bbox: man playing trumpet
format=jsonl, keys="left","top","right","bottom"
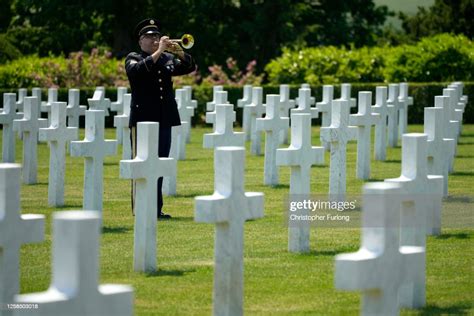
{"left": 125, "top": 18, "right": 196, "bottom": 219}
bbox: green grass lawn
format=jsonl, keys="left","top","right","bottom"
{"left": 12, "top": 124, "right": 474, "bottom": 315}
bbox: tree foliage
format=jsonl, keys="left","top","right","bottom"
{"left": 2, "top": 0, "right": 391, "bottom": 72}
{"left": 400, "top": 0, "right": 473, "bottom": 41}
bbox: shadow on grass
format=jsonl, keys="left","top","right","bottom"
{"left": 383, "top": 159, "right": 401, "bottom": 164}
{"left": 167, "top": 216, "right": 194, "bottom": 222}
{"left": 271, "top": 184, "right": 290, "bottom": 189}
{"left": 32, "top": 182, "right": 48, "bottom": 186}
{"left": 451, "top": 171, "right": 474, "bottom": 176}
{"left": 104, "top": 162, "right": 119, "bottom": 166}
{"left": 444, "top": 196, "right": 472, "bottom": 203}
{"left": 366, "top": 178, "right": 385, "bottom": 182}
{"left": 435, "top": 232, "right": 471, "bottom": 240}
{"left": 102, "top": 226, "right": 132, "bottom": 234}
{"left": 304, "top": 247, "right": 359, "bottom": 257}
{"left": 415, "top": 302, "right": 472, "bottom": 315}
{"left": 59, "top": 203, "right": 83, "bottom": 208}
{"left": 458, "top": 142, "right": 474, "bottom": 145}
{"left": 145, "top": 268, "right": 196, "bottom": 278}
{"left": 174, "top": 193, "right": 201, "bottom": 198}
{"left": 455, "top": 155, "right": 474, "bottom": 158}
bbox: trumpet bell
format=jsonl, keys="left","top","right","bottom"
{"left": 180, "top": 34, "right": 194, "bottom": 49}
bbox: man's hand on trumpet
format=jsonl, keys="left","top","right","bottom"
{"left": 167, "top": 42, "right": 185, "bottom": 59}
{"left": 154, "top": 36, "right": 171, "bottom": 54}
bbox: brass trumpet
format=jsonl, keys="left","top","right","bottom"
{"left": 169, "top": 34, "right": 194, "bottom": 49}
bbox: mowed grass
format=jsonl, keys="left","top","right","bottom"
{"left": 10, "top": 124, "right": 474, "bottom": 315}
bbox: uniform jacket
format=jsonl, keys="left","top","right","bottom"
{"left": 125, "top": 51, "right": 196, "bottom": 127}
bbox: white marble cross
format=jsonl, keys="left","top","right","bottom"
{"left": 31, "top": 87, "right": 42, "bottom": 105}
{"left": 114, "top": 94, "right": 132, "bottom": 160}
{"left": 13, "top": 97, "right": 48, "bottom": 184}
{"left": 340, "top": 83, "right": 356, "bottom": 108}
{"left": 176, "top": 88, "right": 194, "bottom": 145}
{"left": 276, "top": 113, "right": 324, "bottom": 253}
{"left": 398, "top": 82, "right": 413, "bottom": 138}
{"left": 204, "top": 104, "right": 245, "bottom": 149}
{"left": 295, "top": 83, "right": 315, "bottom": 106}
{"left": 183, "top": 85, "right": 198, "bottom": 110}
{"left": 195, "top": 147, "right": 264, "bottom": 316}
{"left": 335, "top": 182, "right": 425, "bottom": 316}
{"left": 316, "top": 85, "right": 334, "bottom": 151}
{"left": 257, "top": 95, "right": 289, "bottom": 186}
{"left": 120, "top": 122, "right": 176, "bottom": 272}
{"left": 443, "top": 88, "right": 463, "bottom": 144}
{"left": 291, "top": 88, "right": 319, "bottom": 119}
{"left": 182, "top": 87, "right": 196, "bottom": 143}
{"left": 88, "top": 88, "right": 111, "bottom": 116}
{"left": 448, "top": 83, "right": 466, "bottom": 122}
{"left": 41, "top": 88, "right": 58, "bottom": 122}
{"left": 70, "top": 110, "right": 117, "bottom": 213}
{"left": 206, "top": 91, "right": 231, "bottom": 130}
{"left": 15, "top": 88, "right": 27, "bottom": 113}
{"left": 452, "top": 81, "right": 468, "bottom": 105}
{"left": 278, "top": 84, "right": 296, "bottom": 144}
{"left": 385, "top": 133, "right": 444, "bottom": 237}
{"left": 247, "top": 87, "right": 266, "bottom": 156}
{"left": 450, "top": 82, "right": 467, "bottom": 121}
{"left": 386, "top": 84, "right": 400, "bottom": 147}
{"left": 163, "top": 125, "right": 181, "bottom": 196}
{"left": 434, "top": 94, "right": 458, "bottom": 175}
{"left": 0, "top": 164, "right": 44, "bottom": 311}
{"left": 14, "top": 211, "right": 133, "bottom": 316}
{"left": 1, "top": 93, "right": 20, "bottom": 162}
{"left": 111, "top": 87, "right": 128, "bottom": 144}
{"left": 66, "top": 89, "right": 86, "bottom": 128}
{"left": 372, "top": 86, "right": 389, "bottom": 161}
{"left": 424, "top": 100, "right": 455, "bottom": 197}
{"left": 237, "top": 85, "right": 253, "bottom": 141}
{"left": 206, "top": 85, "right": 224, "bottom": 112}
{"left": 350, "top": 91, "right": 380, "bottom": 180}
{"left": 384, "top": 133, "right": 443, "bottom": 309}
{"left": 442, "top": 88, "right": 463, "bottom": 174}
{"left": 39, "top": 102, "right": 78, "bottom": 206}
{"left": 320, "top": 99, "right": 357, "bottom": 200}
{"left": 111, "top": 87, "right": 127, "bottom": 115}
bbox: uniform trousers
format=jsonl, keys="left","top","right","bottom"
{"left": 131, "top": 124, "right": 172, "bottom": 215}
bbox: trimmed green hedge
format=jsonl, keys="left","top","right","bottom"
{"left": 1, "top": 83, "right": 472, "bottom": 126}
{"left": 265, "top": 34, "right": 474, "bottom": 84}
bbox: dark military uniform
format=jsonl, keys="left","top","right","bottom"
{"left": 125, "top": 18, "right": 196, "bottom": 217}
{"left": 125, "top": 51, "right": 196, "bottom": 128}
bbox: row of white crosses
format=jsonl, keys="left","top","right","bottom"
{"left": 333, "top": 82, "right": 467, "bottom": 314}
{"left": 0, "top": 164, "right": 133, "bottom": 316}
{"left": 120, "top": 122, "right": 176, "bottom": 272}
{"left": 195, "top": 147, "right": 264, "bottom": 316}
{"left": 0, "top": 84, "right": 199, "bottom": 211}
{"left": 335, "top": 133, "right": 444, "bottom": 315}
{"left": 201, "top": 86, "right": 266, "bottom": 315}
{"left": 213, "top": 83, "right": 409, "bottom": 193}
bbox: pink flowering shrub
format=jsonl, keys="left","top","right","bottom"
{"left": 201, "top": 57, "right": 263, "bottom": 87}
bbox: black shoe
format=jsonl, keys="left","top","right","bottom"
{"left": 158, "top": 211, "right": 172, "bottom": 219}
